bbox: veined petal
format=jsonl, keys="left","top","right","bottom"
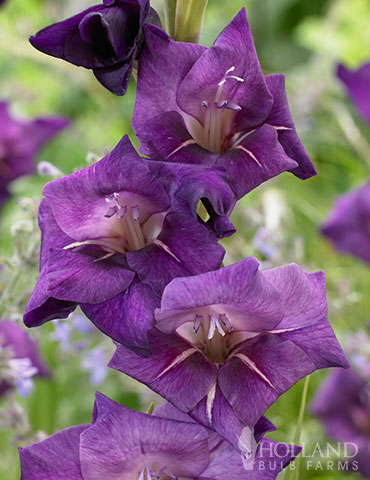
{"left": 109, "top": 329, "right": 217, "bottom": 412}
{"left": 218, "top": 124, "right": 297, "bottom": 199}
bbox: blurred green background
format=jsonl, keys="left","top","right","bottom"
{"left": 1, "top": 0, "right": 370, "bottom": 478}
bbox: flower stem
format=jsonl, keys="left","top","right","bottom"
{"left": 284, "top": 375, "right": 310, "bottom": 480}
{"left": 175, "top": 0, "right": 209, "bottom": 43}
{"left": 164, "top": 0, "right": 177, "bottom": 38}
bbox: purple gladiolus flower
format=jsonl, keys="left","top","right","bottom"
{"left": 24, "top": 135, "right": 226, "bottom": 352}
{"left": 110, "top": 257, "right": 349, "bottom": 447}
{"left": 0, "top": 319, "right": 49, "bottom": 397}
{"left": 321, "top": 182, "right": 370, "bottom": 263}
{"left": 133, "top": 8, "right": 316, "bottom": 200}
{"left": 29, "top": 0, "right": 160, "bottom": 96}
{"left": 19, "top": 392, "right": 300, "bottom": 479}
{"left": 312, "top": 368, "right": 370, "bottom": 477}
{"left": 337, "top": 62, "right": 370, "bottom": 124}
{"left": 0, "top": 101, "right": 68, "bottom": 210}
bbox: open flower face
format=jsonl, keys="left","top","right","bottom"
{"left": 30, "top": 0, "right": 160, "bottom": 95}
{"left": 133, "top": 8, "right": 316, "bottom": 199}
{"left": 110, "top": 257, "right": 349, "bottom": 446}
{"left": 19, "top": 393, "right": 300, "bottom": 480}
{"left": 0, "top": 101, "right": 68, "bottom": 208}
{"left": 24, "top": 136, "right": 225, "bottom": 352}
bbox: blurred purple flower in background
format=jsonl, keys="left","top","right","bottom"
{"left": 30, "top": 0, "right": 160, "bottom": 95}
{"left": 110, "top": 257, "right": 348, "bottom": 448}
{"left": 0, "top": 320, "right": 49, "bottom": 397}
{"left": 0, "top": 101, "right": 68, "bottom": 211}
{"left": 312, "top": 368, "right": 370, "bottom": 478}
{"left": 81, "top": 347, "right": 107, "bottom": 386}
{"left": 19, "top": 392, "right": 300, "bottom": 479}
{"left": 321, "top": 182, "right": 370, "bottom": 263}
{"left": 133, "top": 8, "right": 316, "bottom": 200}
{"left": 337, "top": 63, "right": 370, "bottom": 124}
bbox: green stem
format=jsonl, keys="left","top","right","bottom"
{"left": 164, "top": 0, "right": 177, "bottom": 38}
{"left": 284, "top": 376, "right": 310, "bottom": 480}
{"left": 175, "top": 0, "right": 209, "bottom": 43}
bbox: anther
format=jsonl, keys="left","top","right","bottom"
{"left": 132, "top": 205, "right": 140, "bottom": 221}
{"left": 104, "top": 206, "right": 116, "bottom": 218}
{"left": 219, "top": 313, "right": 233, "bottom": 332}
{"left": 225, "top": 102, "right": 242, "bottom": 111}
{"left": 216, "top": 100, "right": 229, "bottom": 109}
{"left": 202, "top": 100, "right": 210, "bottom": 108}
{"left": 117, "top": 205, "right": 127, "bottom": 219}
{"left": 193, "top": 314, "right": 203, "bottom": 333}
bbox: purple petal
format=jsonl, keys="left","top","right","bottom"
{"left": 311, "top": 368, "right": 366, "bottom": 440}
{"left": 218, "top": 334, "right": 316, "bottom": 426}
{"left": 29, "top": 7, "right": 102, "bottom": 61}
{"left": 279, "top": 320, "right": 350, "bottom": 370}
{"left": 82, "top": 280, "right": 160, "bottom": 352}
{"left": 217, "top": 124, "right": 298, "bottom": 199}
{"left": 0, "top": 320, "right": 49, "bottom": 378}
{"left": 264, "top": 263, "right": 327, "bottom": 330}
{"left": 43, "top": 135, "right": 169, "bottom": 242}
{"left": 24, "top": 268, "right": 77, "bottom": 328}
{"left": 46, "top": 247, "right": 135, "bottom": 304}
{"left": 19, "top": 425, "right": 88, "bottom": 480}
{"left": 177, "top": 8, "right": 272, "bottom": 130}
{"left": 80, "top": 393, "right": 210, "bottom": 479}
{"left": 133, "top": 24, "right": 206, "bottom": 131}
{"left": 147, "top": 159, "right": 236, "bottom": 239}
{"left": 109, "top": 328, "right": 217, "bottom": 412}
{"left": 20, "top": 117, "right": 69, "bottom": 155}
{"left": 126, "top": 212, "right": 225, "bottom": 295}
{"left": 321, "top": 182, "right": 370, "bottom": 263}
{"left": 265, "top": 74, "right": 317, "bottom": 179}
{"left": 337, "top": 62, "right": 370, "bottom": 124}
{"left": 156, "top": 257, "right": 283, "bottom": 334}
{"left": 93, "top": 60, "right": 133, "bottom": 95}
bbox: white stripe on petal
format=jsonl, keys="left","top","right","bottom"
{"left": 234, "top": 353, "right": 277, "bottom": 391}
{"left": 153, "top": 239, "right": 181, "bottom": 263}
{"left": 235, "top": 145, "right": 262, "bottom": 167}
{"left": 155, "top": 348, "right": 197, "bottom": 380}
{"left": 206, "top": 383, "right": 217, "bottom": 424}
{"left": 167, "top": 139, "right": 196, "bottom": 159}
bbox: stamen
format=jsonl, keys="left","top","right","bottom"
{"left": 219, "top": 313, "right": 233, "bottom": 332}
{"left": 131, "top": 205, "right": 140, "bottom": 221}
{"left": 225, "top": 102, "right": 242, "bottom": 112}
{"left": 202, "top": 100, "right": 209, "bottom": 108}
{"left": 193, "top": 314, "right": 203, "bottom": 333}
{"left": 160, "top": 467, "right": 178, "bottom": 479}
{"left": 117, "top": 205, "right": 127, "bottom": 219}
{"left": 138, "top": 465, "right": 153, "bottom": 480}
{"left": 208, "top": 311, "right": 226, "bottom": 339}
{"left": 216, "top": 100, "right": 229, "bottom": 109}
{"left": 104, "top": 206, "right": 116, "bottom": 218}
